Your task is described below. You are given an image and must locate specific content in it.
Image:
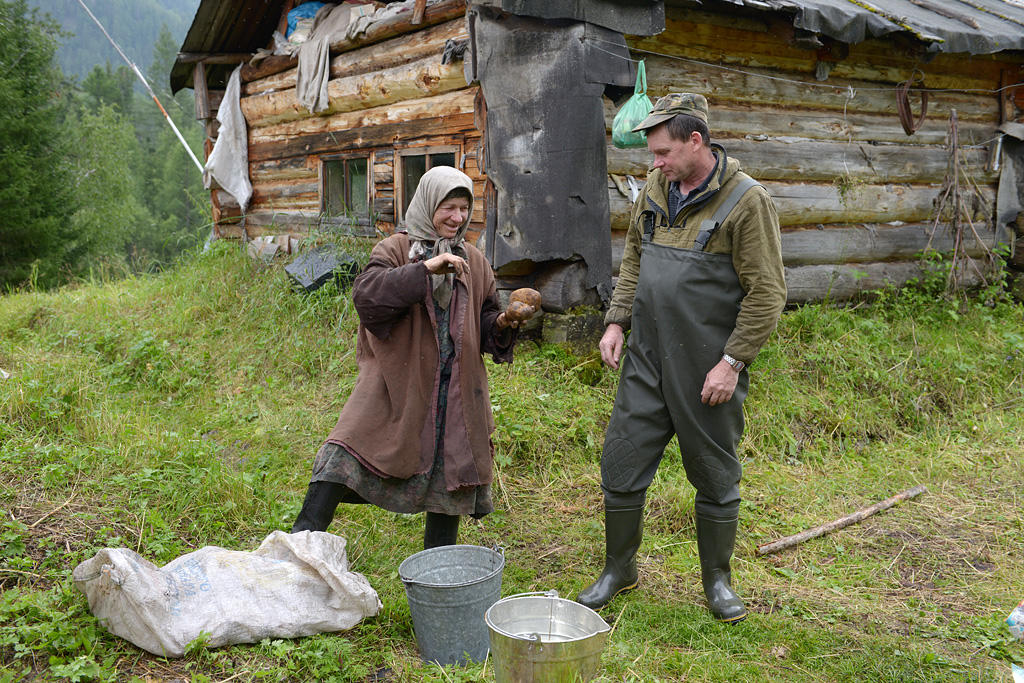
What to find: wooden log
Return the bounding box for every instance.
[641,54,999,122]
[241,55,467,128]
[779,222,1010,265]
[249,156,318,184]
[628,10,1007,92]
[607,181,997,229]
[755,485,928,556]
[249,88,477,143]
[194,62,210,121]
[243,18,468,96]
[177,52,255,65]
[607,137,996,185]
[533,261,603,313]
[609,222,1008,274]
[249,112,478,162]
[240,0,468,83]
[784,259,989,303]
[602,100,999,146]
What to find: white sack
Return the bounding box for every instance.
[73,530,381,658]
[203,64,252,214]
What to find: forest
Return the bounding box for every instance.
[0,0,208,291]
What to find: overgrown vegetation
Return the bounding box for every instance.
[1,241,1022,682]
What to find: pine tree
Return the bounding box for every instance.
[0,0,76,289]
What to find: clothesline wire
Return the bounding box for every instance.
[584,36,1021,96]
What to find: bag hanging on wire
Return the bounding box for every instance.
[612,59,653,149]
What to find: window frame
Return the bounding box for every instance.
[318,152,373,236]
[395,144,463,224]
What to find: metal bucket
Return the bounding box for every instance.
[485,591,611,683]
[399,545,504,666]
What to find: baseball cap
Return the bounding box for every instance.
[631,93,709,133]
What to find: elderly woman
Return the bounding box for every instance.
[291,166,534,549]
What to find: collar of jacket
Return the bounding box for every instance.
[646,143,739,223]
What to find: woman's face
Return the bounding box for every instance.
[432,196,470,239]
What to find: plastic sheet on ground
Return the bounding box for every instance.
[73,530,381,658]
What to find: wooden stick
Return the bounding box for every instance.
[755,485,928,556]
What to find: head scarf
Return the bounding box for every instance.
[404,166,475,309]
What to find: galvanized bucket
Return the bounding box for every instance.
[485,590,611,683]
[399,545,504,666]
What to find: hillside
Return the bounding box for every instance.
[27,0,200,85]
[1,242,1023,681]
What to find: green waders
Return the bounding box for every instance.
[578,179,756,622]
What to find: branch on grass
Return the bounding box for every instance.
[755,485,928,556]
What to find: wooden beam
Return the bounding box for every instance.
[243,18,467,96]
[241,56,467,128]
[240,0,467,83]
[249,112,477,162]
[177,52,254,65]
[193,62,211,121]
[607,137,996,184]
[609,222,1009,274]
[249,89,476,144]
[608,180,997,229]
[412,0,427,25]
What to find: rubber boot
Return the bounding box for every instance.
[291,481,345,533]
[695,513,747,623]
[423,512,459,549]
[575,504,644,610]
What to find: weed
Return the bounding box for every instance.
[0,242,1021,681]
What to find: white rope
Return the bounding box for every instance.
[74,0,204,174]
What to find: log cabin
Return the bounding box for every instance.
[171,0,1024,324]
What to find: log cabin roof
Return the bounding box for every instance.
[172,0,1024,94]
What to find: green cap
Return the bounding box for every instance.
[632,92,709,133]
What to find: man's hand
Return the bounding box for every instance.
[701,358,739,406]
[600,324,625,370]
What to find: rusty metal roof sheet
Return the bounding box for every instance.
[750,0,1024,54]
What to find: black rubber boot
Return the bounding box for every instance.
[291,481,345,533]
[575,503,644,610]
[695,513,747,623]
[423,512,459,549]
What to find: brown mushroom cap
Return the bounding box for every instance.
[510,288,542,310]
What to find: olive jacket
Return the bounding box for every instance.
[326,232,513,490]
[605,145,787,364]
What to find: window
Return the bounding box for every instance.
[397,146,460,220]
[320,154,370,233]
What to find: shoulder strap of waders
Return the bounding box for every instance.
[693,176,760,251]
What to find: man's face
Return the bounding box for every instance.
[646,125,702,184]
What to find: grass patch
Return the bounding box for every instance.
[0,240,1022,681]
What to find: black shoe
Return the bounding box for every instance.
[576,504,644,610]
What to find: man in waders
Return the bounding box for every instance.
[576,93,786,623]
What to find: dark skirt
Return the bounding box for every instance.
[309,297,493,518]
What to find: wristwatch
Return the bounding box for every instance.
[722,353,746,372]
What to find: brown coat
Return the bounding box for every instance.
[326,233,513,490]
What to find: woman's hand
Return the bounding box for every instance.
[424,253,469,276]
[497,301,536,330]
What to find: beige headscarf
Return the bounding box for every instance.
[404,166,475,309]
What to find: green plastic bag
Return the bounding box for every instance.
[612,60,652,149]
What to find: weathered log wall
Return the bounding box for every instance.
[221,7,481,241]
[608,4,1020,302]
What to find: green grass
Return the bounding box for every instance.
[1,240,1022,682]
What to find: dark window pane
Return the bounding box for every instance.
[429,152,456,169]
[347,158,368,215]
[403,155,427,214]
[324,160,346,216]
